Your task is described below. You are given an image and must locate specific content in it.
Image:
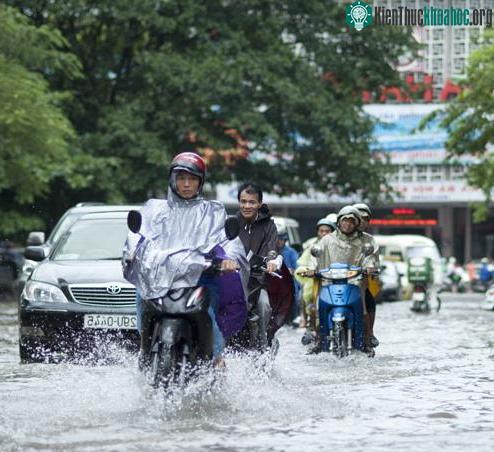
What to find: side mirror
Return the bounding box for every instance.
[225,216,240,240]
[127,210,142,234]
[362,243,374,256]
[27,232,45,246]
[24,246,47,262]
[310,245,322,258]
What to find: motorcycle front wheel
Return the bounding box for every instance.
[149,343,186,389]
[333,322,348,358]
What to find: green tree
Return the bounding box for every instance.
[0,5,82,237]
[7,1,418,231]
[426,30,494,222]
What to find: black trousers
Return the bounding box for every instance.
[365,289,376,314]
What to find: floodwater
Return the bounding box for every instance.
[1,293,494,451]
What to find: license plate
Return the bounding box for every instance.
[83,314,137,330]
[412,292,426,302]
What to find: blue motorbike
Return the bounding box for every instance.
[316,263,366,357]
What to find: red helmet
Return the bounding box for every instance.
[168,152,206,196]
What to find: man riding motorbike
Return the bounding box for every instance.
[352,203,380,348]
[122,152,249,368]
[230,183,287,351]
[312,205,379,355]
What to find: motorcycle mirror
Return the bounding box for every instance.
[310,245,322,258]
[224,216,240,240]
[362,243,374,256]
[127,210,142,234]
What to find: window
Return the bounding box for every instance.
[454,58,465,73]
[415,165,428,182]
[432,59,443,72]
[454,29,466,40]
[400,166,413,182]
[430,166,444,181]
[433,43,443,56]
[433,29,444,40]
[454,43,466,55]
[450,165,466,180]
[52,219,128,261]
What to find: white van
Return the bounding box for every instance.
[374,234,444,296]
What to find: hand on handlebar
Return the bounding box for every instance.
[220,259,238,272]
[266,260,278,274]
[363,267,380,277]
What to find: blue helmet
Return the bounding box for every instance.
[316,218,336,231]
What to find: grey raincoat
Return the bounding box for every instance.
[316,229,380,286]
[122,189,249,300]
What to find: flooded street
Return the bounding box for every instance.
[1,293,494,451]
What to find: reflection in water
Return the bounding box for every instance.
[1,295,494,451]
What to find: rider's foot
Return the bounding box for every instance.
[291,316,301,328]
[369,335,379,348]
[364,346,375,358]
[306,343,321,355]
[213,356,226,370]
[301,331,315,346]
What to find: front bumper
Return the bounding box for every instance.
[19,299,139,361]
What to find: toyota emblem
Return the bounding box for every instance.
[106,283,122,295]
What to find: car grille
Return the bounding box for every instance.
[69,283,136,307]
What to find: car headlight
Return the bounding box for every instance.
[23,281,68,303]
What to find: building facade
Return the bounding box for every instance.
[216,103,494,263]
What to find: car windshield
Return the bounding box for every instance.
[406,246,439,260]
[52,218,128,261]
[48,212,81,245]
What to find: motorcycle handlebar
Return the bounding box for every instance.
[251,264,283,279]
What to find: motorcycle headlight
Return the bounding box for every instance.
[23,281,68,304]
[324,268,356,279]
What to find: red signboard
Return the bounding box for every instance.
[370,219,438,226]
[392,208,416,215]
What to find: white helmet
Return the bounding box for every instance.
[353,203,372,219]
[336,205,361,226]
[326,213,338,224]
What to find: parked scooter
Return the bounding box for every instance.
[301,244,377,358]
[127,210,247,388]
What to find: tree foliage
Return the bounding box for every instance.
[4,0,419,238]
[0,5,85,236]
[426,29,494,221]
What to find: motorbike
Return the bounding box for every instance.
[127,210,247,388]
[408,256,441,313]
[303,244,377,358]
[227,253,293,356]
